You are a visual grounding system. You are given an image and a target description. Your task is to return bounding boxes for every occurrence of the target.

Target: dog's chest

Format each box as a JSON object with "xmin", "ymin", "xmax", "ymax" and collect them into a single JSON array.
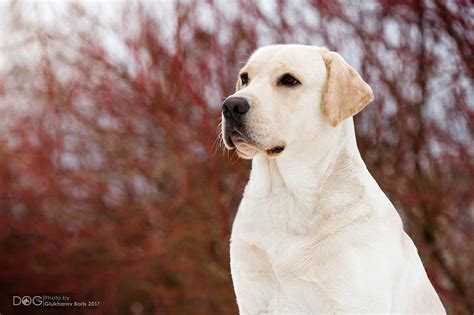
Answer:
[{"xmin": 234, "ymin": 193, "xmax": 316, "ymax": 263}]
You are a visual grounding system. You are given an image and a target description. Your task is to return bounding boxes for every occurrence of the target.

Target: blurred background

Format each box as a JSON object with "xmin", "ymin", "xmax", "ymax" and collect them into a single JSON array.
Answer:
[{"xmin": 0, "ymin": 1, "xmax": 472, "ymax": 314}]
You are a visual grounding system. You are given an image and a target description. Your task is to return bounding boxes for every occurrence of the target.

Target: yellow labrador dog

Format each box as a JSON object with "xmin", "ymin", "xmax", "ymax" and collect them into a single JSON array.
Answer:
[{"xmin": 221, "ymin": 45, "xmax": 445, "ymax": 314}]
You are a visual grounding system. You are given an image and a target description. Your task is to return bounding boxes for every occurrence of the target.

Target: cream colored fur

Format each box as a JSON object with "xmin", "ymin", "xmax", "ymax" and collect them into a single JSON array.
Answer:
[{"xmin": 222, "ymin": 44, "xmax": 445, "ymax": 314}]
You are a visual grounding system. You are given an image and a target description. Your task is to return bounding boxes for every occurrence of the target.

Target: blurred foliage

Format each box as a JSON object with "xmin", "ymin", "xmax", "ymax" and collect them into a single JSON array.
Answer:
[{"xmin": 0, "ymin": 1, "xmax": 472, "ymax": 314}]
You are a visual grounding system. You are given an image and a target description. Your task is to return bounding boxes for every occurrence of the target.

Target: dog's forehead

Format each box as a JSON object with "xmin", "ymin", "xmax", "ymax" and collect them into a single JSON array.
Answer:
[{"xmin": 243, "ymin": 45, "xmax": 325, "ymax": 78}]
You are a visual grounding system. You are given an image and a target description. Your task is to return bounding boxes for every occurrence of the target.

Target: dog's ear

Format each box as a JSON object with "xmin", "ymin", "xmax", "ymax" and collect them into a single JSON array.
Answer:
[{"xmin": 320, "ymin": 48, "xmax": 373, "ymax": 127}]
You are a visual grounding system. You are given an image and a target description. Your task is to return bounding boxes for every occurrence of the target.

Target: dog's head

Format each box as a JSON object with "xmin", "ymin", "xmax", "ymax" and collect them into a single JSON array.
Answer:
[{"xmin": 221, "ymin": 44, "xmax": 373, "ymax": 159}]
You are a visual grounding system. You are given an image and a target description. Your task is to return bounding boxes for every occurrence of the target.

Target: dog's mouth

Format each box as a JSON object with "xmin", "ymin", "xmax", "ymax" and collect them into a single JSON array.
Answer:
[
  {"xmin": 224, "ymin": 129, "xmax": 285, "ymax": 158},
  {"xmin": 225, "ymin": 130, "xmax": 245, "ymax": 149},
  {"xmin": 266, "ymin": 146, "xmax": 285, "ymax": 157}
]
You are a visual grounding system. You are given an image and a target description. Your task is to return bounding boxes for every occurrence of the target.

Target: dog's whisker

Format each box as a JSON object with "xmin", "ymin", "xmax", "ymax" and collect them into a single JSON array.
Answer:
[
  {"xmin": 230, "ymin": 150, "xmax": 240, "ymax": 165},
  {"xmin": 212, "ymin": 132, "xmax": 224, "ymax": 157}
]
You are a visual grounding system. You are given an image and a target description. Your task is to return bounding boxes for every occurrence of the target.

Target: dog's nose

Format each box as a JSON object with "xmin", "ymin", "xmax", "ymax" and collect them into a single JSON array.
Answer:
[{"xmin": 222, "ymin": 97, "xmax": 250, "ymax": 121}]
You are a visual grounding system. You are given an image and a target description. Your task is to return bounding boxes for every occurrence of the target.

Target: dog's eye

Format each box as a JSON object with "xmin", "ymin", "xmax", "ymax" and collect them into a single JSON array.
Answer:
[
  {"xmin": 278, "ymin": 74, "xmax": 300, "ymax": 86},
  {"xmin": 240, "ymin": 73, "xmax": 249, "ymax": 86}
]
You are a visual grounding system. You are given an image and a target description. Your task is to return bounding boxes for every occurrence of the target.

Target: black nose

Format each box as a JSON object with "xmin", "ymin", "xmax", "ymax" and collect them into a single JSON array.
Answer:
[{"xmin": 222, "ymin": 97, "xmax": 250, "ymax": 121}]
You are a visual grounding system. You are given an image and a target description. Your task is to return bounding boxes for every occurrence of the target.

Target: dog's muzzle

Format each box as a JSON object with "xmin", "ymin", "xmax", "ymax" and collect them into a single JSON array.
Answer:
[{"xmin": 221, "ymin": 96, "xmax": 285, "ymax": 157}]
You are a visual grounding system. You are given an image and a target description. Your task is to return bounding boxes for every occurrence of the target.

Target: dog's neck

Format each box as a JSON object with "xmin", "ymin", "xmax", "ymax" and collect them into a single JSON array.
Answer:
[{"xmin": 245, "ymin": 119, "xmax": 367, "ymax": 209}]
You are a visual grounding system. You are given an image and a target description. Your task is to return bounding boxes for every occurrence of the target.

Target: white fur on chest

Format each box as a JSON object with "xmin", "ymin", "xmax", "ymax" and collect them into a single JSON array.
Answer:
[
  {"xmin": 234, "ymin": 191, "xmax": 312, "ymax": 264},
  {"xmin": 230, "ymin": 152, "xmax": 444, "ymax": 314},
  {"xmin": 230, "ymin": 152, "xmax": 382, "ymax": 312},
  {"xmin": 231, "ymin": 192, "xmax": 390, "ymax": 313}
]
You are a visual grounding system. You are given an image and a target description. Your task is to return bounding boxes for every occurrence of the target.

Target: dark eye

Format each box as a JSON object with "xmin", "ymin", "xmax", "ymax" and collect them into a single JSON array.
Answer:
[
  {"xmin": 278, "ymin": 74, "xmax": 300, "ymax": 86},
  {"xmin": 240, "ymin": 73, "xmax": 249, "ymax": 85}
]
